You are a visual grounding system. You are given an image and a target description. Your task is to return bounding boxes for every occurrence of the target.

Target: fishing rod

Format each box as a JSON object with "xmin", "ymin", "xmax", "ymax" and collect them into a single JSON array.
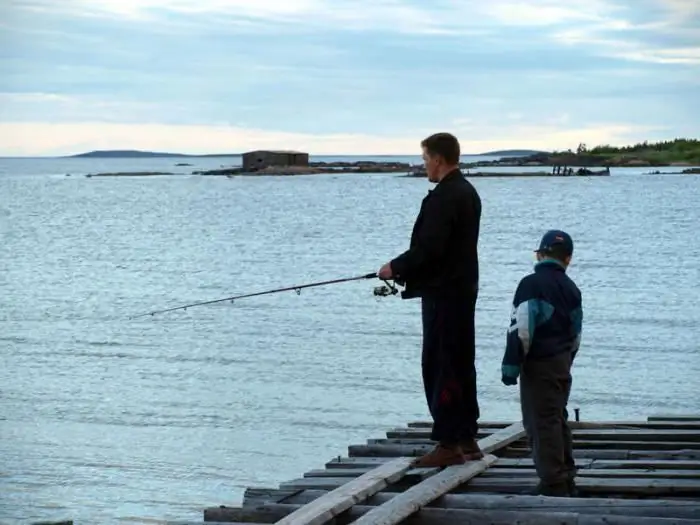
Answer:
[{"xmin": 129, "ymin": 272, "xmax": 399, "ymax": 319}]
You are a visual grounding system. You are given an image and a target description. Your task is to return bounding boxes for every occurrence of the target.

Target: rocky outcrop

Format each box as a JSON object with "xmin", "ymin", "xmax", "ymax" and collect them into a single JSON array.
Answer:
[
  {"xmin": 194, "ymin": 161, "xmax": 412, "ymax": 176},
  {"xmin": 85, "ymin": 171, "xmax": 174, "ymax": 177}
]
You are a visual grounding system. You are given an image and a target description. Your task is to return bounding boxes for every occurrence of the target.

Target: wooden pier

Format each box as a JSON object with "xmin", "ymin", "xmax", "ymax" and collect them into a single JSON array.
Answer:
[{"xmin": 173, "ymin": 414, "xmax": 700, "ymax": 524}]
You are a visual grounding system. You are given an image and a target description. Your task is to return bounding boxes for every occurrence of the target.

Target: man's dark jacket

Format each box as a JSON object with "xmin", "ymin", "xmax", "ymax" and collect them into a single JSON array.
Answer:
[{"xmin": 390, "ymin": 169, "xmax": 481, "ymax": 299}]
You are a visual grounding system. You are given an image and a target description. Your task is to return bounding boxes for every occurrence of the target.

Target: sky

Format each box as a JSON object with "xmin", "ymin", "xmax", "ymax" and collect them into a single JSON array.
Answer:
[{"xmin": 0, "ymin": 0, "xmax": 698, "ymax": 156}]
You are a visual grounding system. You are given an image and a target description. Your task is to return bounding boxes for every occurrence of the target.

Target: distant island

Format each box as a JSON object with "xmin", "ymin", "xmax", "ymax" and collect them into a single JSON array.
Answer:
[
  {"xmin": 468, "ymin": 139, "xmax": 700, "ymax": 168},
  {"xmin": 69, "ymin": 150, "xmax": 239, "ymax": 158},
  {"xmin": 68, "ymin": 148, "xmax": 548, "ymax": 159},
  {"xmin": 478, "ymin": 149, "xmax": 549, "ymax": 156}
]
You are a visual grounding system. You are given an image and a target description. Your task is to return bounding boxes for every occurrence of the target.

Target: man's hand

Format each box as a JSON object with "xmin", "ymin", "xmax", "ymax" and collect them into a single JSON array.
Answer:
[{"xmin": 378, "ymin": 262, "xmax": 393, "ymax": 280}]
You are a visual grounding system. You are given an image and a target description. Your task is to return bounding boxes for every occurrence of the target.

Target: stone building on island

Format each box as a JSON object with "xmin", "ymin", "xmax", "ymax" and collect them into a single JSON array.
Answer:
[{"xmin": 241, "ymin": 150, "xmax": 309, "ymax": 172}]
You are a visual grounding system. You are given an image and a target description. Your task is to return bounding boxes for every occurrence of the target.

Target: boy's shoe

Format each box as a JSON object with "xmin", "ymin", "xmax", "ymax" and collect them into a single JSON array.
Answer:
[
  {"xmin": 526, "ymin": 481, "xmax": 570, "ymax": 497},
  {"xmin": 567, "ymin": 477, "xmax": 579, "ymax": 497},
  {"xmin": 412, "ymin": 443, "xmax": 466, "ymax": 468}
]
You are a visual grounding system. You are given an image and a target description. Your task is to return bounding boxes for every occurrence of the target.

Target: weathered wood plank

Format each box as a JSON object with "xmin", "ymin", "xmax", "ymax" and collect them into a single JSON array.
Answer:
[
  {"xmin": 462, "ymin": 477, "xmax": 700, "ymax": 496},
  {"xmin": 350, "ymin": 454, "xmax": 499, "ymax": 525},
  {"xmin": 408, "ymin": 420, "xmax": 700, "ymax": 430},
  {"xmin": 303, "ymin": 467, "xmax": 439, "ymax": 479},
  {"xmin": 407, "ymin": 420, "xmax": 511, "ymax": 428},
  {"xmin": 271, "ymin": 456, "xmax": 414, "ymax": 525},
  {"xmin": 475, "ymin": 421, "xmax": 527, "ymax": 453},
  {"xmin": 349, "ymin": 442, "xmax": 700, "ymax": 459},
  {"xmin": 275, "ymin": 489, "xmax": 700, "ymax": 519},
  {"xmin": 483, "ymin": 468, "xmax": 700, "ymax": 479},
  {"xmin": 649, "ymin": 415, "xmax": 700, "ymax": 422},
  {"xmin": 296, "ymin": 423, "xmax": 525, "ymax": 525},
  {"xmin": 173, "ymin": 521, "xmax": 269, "ymax": 525},
  {"xmin": 242, "ymin": 488, "xmax": 303, "ymax": 508},
  {"xmin": 206, "ymin": 502, "xmax": 700, "ymax": 525},
  {"xmin": 375, "ymin": 437, "xmax": 700, "ymax": 450},
  {"xmin": 387, "ymin": 428, "xmax": 700, "ymax": 442},
  {"xmin": 326, "ymin": 456, "xmax": 700, "ymax": 471},
  {"xmin": 272, "ymin": 422, "xmax": 524, "ymax": 525},
  {"xmin": 305, "ymin": 466, "xmax": 700, "ymax": 480},
  {"xmin": 276, "ymin": 475, "xmax": 700, "ymax": 496}
]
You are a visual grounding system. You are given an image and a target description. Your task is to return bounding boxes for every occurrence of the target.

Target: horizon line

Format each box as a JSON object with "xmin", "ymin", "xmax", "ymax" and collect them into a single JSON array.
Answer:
[{"xmin": 0, "ymin": 149, "xmax": 547, "ymax": 159}]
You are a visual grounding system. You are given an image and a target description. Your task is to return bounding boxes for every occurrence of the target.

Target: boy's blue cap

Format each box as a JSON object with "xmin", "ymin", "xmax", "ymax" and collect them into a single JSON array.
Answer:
[{"xmin": 535, "ymin": 230, "xmax": 574, "ymax": 256}]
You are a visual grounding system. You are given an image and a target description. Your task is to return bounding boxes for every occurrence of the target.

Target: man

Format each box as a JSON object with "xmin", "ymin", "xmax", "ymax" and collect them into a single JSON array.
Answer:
[
  {"xmin": 378, "ymin": 132, "xmax": 483, "ymax": 467},
  {"xmin": 500, "ymin": 230, "xmax": 583, "ymax": 496}
]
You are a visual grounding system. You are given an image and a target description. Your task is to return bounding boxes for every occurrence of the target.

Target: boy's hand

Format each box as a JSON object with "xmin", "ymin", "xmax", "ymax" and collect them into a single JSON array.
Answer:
[
  {"xmin": 501, "ymin": 364, "xmax": 520, "ymax": 386},
  {"xmin": 501, "ymin": 374, "xmax": 518, "ymax": 386}
]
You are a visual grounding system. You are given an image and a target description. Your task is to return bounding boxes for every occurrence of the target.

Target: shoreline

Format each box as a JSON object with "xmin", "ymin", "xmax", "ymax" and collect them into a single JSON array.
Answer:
[{"xmin": 77, "ymin": 163, "xmax": 700, "ymax": 179}]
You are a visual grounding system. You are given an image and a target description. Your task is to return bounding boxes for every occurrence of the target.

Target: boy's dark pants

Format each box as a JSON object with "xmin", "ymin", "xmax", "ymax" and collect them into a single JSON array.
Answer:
[
  {"xmin": 421, "ymin": 293, "xmax": 480, "ymax": 443},
  {"xmin": 519, "ymin": 351, "xmax": 575, "ymax": 488}
]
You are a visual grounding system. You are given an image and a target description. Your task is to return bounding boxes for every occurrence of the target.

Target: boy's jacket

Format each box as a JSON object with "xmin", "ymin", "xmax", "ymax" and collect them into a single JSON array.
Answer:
[{"xmin": 501, "ymin": 259, "xmax": 583, "ymax": 379}]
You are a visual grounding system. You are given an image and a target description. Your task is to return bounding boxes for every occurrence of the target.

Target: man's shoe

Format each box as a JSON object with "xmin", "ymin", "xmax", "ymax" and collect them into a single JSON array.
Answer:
[
  {"xmin": 413, "ymin": 444, "xmax": 466, "ymax": 468},
  {"xmin": 459, "ymin": 438, "xmax": 485, "ymax": 461}
]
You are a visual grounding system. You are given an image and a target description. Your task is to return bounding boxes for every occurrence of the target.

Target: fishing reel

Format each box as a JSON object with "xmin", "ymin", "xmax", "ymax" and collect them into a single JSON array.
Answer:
[{"xmin": 373, "ymin": 279, "xmax": 399, "ymax": 297}]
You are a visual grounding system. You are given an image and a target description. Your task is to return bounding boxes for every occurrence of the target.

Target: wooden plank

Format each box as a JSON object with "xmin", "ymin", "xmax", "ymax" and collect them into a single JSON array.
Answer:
[
  {"xmin": 408, "ymin": 420, "xmax": 700, "ymax": 430},
  {"xmin": 387, "ymin": 428, "xmax": 700, "ymax": 442},
  {"xmin": 349, "ymin": 442, "xmax": 700, "ymax": 459},
  {"xmin": 307, "ymin": 466, "xmax": 700, "ymax": 480},
  {"xmin": 172, "ymin": 522, "xmax": 269, "ymax": 525},
  {"xmin": 271, "ymin": 456, "xmax": 414, "ymax": 525},
  {"xmin": 480, "ymin": 468, "xmax": 700, "ymax": 479},
  {"xmin": 275, "ymin": 489, "xmax": 700, "ymax": 519},
  {"xmin": 347, "ymin": 423, "xmax": 526, "ymax": 525},
  {"xmin": 206, "ymin": 502, "xmax": 700, "ymax": 525},
  {"xmin": 508, "ymin": 440, "xmax": 700, "ymax": 450},
  {"xmin": 273, "ymin": 422, "xmax": 524, "ymax": 525},
  {"xmin": 649, "ymin": 415, "xmax": 700, "ymax": 422},
  {"xmin": 474, "ymin": 422, "xmax": 527, "ymax": 453},
  {"xmin": 304, "ymin": 467, "xmax": 439, "ymax": 479},
  {"xmin": 326, "ymin": 456, "xmax": 700, "ymax": 471},
  {"xmin": 458, "ymin": 476, "xmax": 700, "ymax": 496},
  {"xmin": 276, "ymin": 474, "xmax": 700, "ymax": 496},
  {"xmin": 348, "ymin": 454, "xmax": 497, "ymax": 525},
  {"xmin": 243, "ymin": 487, "xmax": 303, "ymax": 507}
]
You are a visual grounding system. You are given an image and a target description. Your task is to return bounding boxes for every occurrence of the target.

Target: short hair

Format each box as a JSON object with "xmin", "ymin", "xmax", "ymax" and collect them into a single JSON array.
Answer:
[{"xmin": 421, "ymin": 132, "xmax": 461, "ymax": 165}]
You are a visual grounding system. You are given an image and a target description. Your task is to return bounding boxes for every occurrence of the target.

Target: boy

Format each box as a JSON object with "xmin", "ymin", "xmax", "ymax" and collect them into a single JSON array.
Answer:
[{"xmin": 501, "ymin": 230, "xmax": 583, "ymax": 497}]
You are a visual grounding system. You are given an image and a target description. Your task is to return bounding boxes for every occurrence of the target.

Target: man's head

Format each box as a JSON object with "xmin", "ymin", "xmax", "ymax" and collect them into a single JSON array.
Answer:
[
  {"xmin": 535, "ymin": 230, "xmax": 574, "ymax": 266},
  {"xmin": 421, "ymin": 132, "xmax": 461, "ymax": 183}
]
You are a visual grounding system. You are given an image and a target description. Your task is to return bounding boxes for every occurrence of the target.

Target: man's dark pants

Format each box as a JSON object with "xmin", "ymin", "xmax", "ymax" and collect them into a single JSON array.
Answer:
[
  {"xmin": 519, "ymin": 351, "xmax": 575, "ymax": 488},
  {"xmin": 421, "ymin": 292, "xmax": 479, "ymax": 443}
]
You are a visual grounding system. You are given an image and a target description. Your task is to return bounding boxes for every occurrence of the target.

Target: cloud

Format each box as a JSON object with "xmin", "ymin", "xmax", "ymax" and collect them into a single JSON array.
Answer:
[
  {"xmin": 0, "ymin": 120, "xmax": 661, "ymax": 157},
  {"xmin": 0, "ymin": 0, "xmax": 697, "ymax": 155}
]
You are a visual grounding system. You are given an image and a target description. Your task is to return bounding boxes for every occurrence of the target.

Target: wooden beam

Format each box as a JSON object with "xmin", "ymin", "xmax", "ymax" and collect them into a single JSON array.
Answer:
[
  {"xmin": 275, "ymin": 474, "xmax": 700, "ymax": 496},
  {"xmin": 325, "ymin": 456, "xmax": 700, "ymax": 471},
  {"xmin": 272, "ymin": 422, "xmax": 524, "ymax": 525},
  {"xmin": 348, "ymin": 454, "xmax": 497, "ymax": 524},
  {"xmin": 307, "ymin": 466, "xmax": 700, "ymax": 480},
  {"xmin": 207, "ymin": 502, "xmax": 700, "ymax": 525},
  {"xmin": 408, "ymin": 420, "xmax": 700, "ymax": 430},
  {"xmin": 387, "ymin": 428, "xmax": 700, "ymax": 442},
  {"xmin": 271, "ymin": 456, "xmax": 415, "ymax": 525},
  {"xmin": 347, "ymin": 422, "xmax": 525, "ymax": 525},
  {"xmin": 348, "ymin": 443, "xmax": 700, "ymax": 459},
  {"xmin": 273, "ymin": 489, "xmax": 700, "ymax": 519},
  {"xmin": 648, "ymin": 415, "xmax": 700, "ymax": 422}
]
